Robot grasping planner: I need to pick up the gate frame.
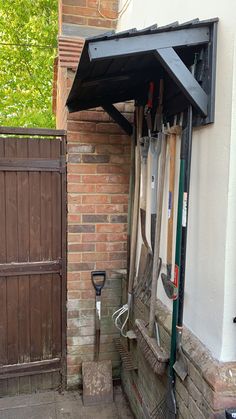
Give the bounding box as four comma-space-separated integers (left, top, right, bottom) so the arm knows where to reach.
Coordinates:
0, 126, 67, 391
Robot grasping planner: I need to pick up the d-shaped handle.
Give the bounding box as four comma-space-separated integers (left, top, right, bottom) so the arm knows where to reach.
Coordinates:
91, 271, 106, 296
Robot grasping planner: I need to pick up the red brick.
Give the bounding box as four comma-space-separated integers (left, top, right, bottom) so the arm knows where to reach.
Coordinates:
82, 252, 109, 262
82, 233, 108, 242
81, 290, 94, 299
68, 262, 95, 271
110, 214, 127, 223
84, 174, 129, 185
87, 17, 114, 28
111, 195, 129, 204
109, 134, 131, 145
96, 260, 127, 270
82, 214, 108, 223
80, 271, 93, 281
62, 5, 100, 17
96, 144, 124, 155
82, 195, 110, 204
95, 204, 124, 214
68, 144, 95, 153
96, 224, 126, 233
68, 253, 82, 262
68, 164, 96, 174
110, 155, 131, 164
69, 110, 110, 122
67, 174, 82, 183
67, 281, 81, 290
96, 122, 122, 133
68, 214, 81, 223
87, 0, 98, 7
96, 184, 129, 194
68, 291, 82, 300
68, 243, 95, 252
109, 252, 127, 261
97, 164, 130, 174
68, 184, 96, 193
68, 195, 82, 204
68, 120, 97, 132
70, 204, 95, 213
68, 225, 95, 233
82, 154, 109, 163
82, 174, 109, 184
62, 14, 87, 25
68, 234, 81, 243
68, 132, 110, 143
68, 272, 81, 281
96, 242, 126, 252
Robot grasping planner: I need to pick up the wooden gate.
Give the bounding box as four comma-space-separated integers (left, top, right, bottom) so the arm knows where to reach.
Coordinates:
0, 127, 66, 395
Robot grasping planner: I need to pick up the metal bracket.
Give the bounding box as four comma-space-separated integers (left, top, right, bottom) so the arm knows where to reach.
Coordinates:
155, 47, 208, 116
102, 104, 133, 136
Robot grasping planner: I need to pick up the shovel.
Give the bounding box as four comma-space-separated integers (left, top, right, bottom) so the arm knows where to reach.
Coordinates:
82, 271, 113, 406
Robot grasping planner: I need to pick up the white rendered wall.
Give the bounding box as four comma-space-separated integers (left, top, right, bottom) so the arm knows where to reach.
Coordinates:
118, 1, 236, 361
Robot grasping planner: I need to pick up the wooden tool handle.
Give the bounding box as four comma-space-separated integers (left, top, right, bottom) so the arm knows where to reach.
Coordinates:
167, 134, 176, 265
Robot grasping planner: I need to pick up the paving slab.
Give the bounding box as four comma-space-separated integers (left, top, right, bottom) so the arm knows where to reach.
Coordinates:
0, 386, 134, 419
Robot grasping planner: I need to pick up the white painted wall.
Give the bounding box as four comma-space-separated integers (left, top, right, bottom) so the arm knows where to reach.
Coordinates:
118, 0, 236, 361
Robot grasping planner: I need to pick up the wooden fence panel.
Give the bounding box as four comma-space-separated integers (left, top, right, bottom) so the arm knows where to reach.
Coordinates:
0, 128, 66, 395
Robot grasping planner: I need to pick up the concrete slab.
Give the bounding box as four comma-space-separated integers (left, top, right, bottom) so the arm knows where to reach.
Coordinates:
0, 386, 134, 419
0, 403, 56, 419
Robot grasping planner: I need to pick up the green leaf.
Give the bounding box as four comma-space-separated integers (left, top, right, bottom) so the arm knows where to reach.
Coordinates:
0, 0, 57, 128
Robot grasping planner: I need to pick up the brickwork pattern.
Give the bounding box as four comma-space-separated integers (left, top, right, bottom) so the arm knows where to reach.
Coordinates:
59, 0, 118, 30
121, 291, 236, 419
64, 71, 133, 386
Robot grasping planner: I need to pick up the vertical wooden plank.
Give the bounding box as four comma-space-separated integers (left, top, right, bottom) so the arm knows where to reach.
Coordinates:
28, 139, 42, 368
51, 139, 62, 260
40, 139, 52, 260
39, 139, 53, 390
60, 136, 67, 389
5, 139, 18, 263
0, 140, 7, 399
16, 139, 31, 393
52, 273, 62, 358
0, 139, 6, 264
4, 138, 19, 394
0, 277, 8, 395
28, 138, 41, 262
17, 138, 30, 262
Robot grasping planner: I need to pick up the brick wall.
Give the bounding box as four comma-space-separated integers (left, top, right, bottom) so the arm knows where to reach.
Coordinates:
59, 0, 118, 34
121, 294, 236, 419
66, 98, 133, 386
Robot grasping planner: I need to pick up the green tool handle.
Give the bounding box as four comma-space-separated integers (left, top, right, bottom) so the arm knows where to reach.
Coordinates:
169, 132, 186, 372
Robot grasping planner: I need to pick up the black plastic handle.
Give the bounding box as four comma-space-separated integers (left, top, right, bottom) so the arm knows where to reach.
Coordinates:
91, 271, 106, 296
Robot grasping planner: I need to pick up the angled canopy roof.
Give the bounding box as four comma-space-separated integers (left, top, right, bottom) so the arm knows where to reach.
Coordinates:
66, 18, 218, 129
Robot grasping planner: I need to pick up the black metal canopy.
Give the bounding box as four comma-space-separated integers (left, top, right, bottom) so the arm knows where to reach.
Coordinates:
66, 18, 218, 133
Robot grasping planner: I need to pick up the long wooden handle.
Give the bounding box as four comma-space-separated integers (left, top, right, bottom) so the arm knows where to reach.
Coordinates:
128, 107, 142, 294
149, 133, 167, 336
167, 133, 176, 266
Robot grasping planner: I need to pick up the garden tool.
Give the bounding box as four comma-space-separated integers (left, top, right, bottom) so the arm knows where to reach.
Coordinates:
173, 105, 193, 381
112, 106, 142, 338
135, 131, 169, 376
174, 56, 198, 382
82, 270, 113, 406
161, 124, 181, 299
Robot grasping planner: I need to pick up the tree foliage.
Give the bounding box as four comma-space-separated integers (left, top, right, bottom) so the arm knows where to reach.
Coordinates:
0, 0, 58, 128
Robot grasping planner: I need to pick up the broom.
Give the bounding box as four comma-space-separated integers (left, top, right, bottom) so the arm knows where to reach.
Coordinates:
135, 130, 169, 375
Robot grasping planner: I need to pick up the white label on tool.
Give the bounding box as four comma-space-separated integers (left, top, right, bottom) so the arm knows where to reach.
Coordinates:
182, 192, 188, 227
151, 175, 155, 189
96, 301, 101, 319
168, 192, 172, 219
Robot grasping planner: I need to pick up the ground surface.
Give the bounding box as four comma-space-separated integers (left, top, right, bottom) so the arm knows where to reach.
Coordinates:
0, 386, 134, 419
